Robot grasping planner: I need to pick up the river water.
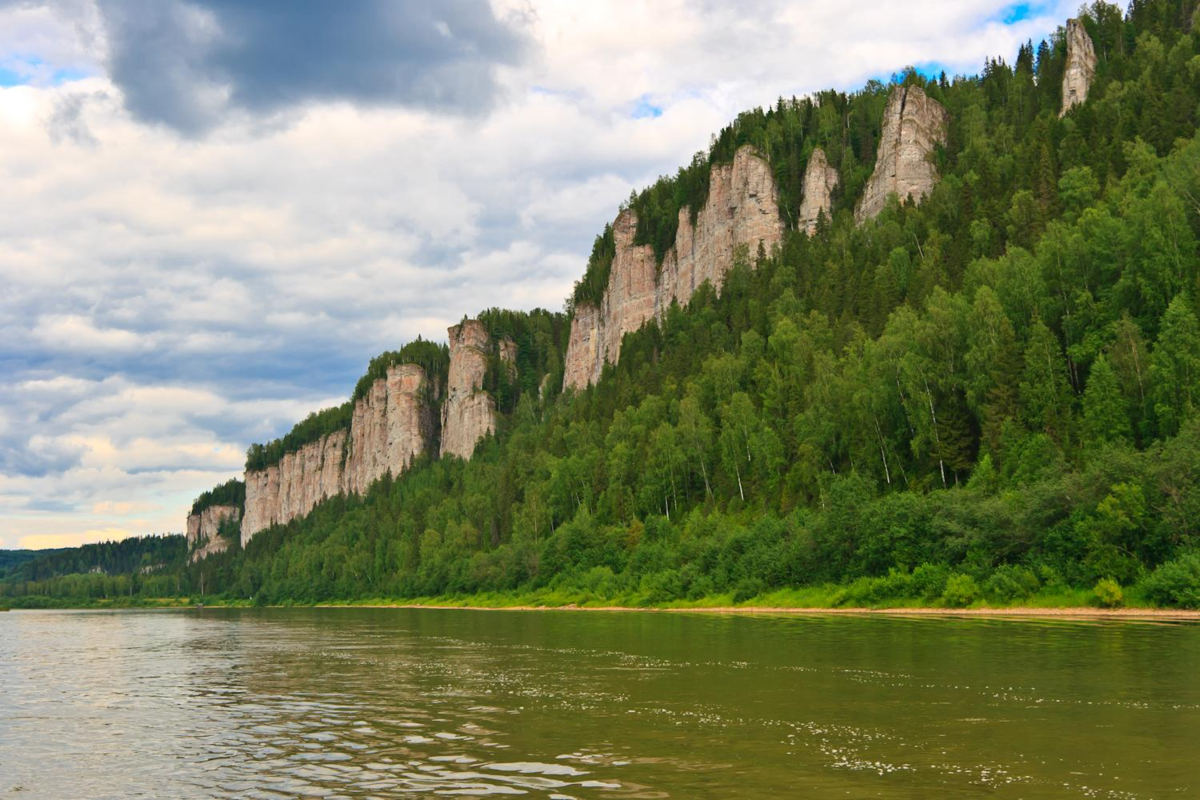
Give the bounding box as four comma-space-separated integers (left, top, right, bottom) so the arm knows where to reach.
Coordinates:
1, 608, 1198, 798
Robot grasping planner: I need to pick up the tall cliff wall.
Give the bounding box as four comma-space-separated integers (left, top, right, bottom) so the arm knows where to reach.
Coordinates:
441, 320, 513, 460
186, 504, 240, 563
798, 147, 839, 234
563, 144, 782, 390
1061, 19, 1097, 116
240, 364, 433, 546
855, 85, 948, 224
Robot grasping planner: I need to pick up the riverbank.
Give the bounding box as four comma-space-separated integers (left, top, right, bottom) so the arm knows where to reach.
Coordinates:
330, 600, 1200, 620
6, 590, 1200, 619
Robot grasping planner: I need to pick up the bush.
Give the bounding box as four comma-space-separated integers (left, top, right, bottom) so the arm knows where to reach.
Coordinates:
911, 563, 950, 600
1093, 578, 1124, 608
1140, 553, 1200, 608
941, 574, 980, 608
984, 564, 1040, 603
732, 577, 766, 604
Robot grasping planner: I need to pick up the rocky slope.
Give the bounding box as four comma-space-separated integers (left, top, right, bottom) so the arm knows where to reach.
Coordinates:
798, 147, 839, 234
564, 144, 782, 390
1061, 19, 1097, 116
441, 320, 514, 460
240, 364, 434, 545
186, 505, 240, 563
855, 85, 948, 223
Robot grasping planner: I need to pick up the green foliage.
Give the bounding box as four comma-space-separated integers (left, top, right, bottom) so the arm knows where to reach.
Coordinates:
1093, 577, 1124, 607
1141, 552, 1200, 608
190, 478, 245, 515
353, 338, 450, 403
571, 225, 617, 308
245, 402, 352, 472
942, 574, 981, 607
985, 565, 1041, 602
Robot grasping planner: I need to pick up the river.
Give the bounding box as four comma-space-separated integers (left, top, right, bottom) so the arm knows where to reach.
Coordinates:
1, 608, 1198, 798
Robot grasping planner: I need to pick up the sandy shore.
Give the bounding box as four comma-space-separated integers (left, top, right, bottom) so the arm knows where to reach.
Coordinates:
338, 603, 1200, 620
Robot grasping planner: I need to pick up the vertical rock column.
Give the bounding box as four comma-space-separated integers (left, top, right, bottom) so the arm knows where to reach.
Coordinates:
441, 320, 500, 460
1061, 19, 1097, 116
798, 147, 839, 234
855, 84, 948, 224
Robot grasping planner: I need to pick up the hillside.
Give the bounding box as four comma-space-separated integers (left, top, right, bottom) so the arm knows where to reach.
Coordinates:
6, 1, 1200, 610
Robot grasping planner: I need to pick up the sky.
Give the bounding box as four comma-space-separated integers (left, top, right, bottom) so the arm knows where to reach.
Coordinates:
0, 0, 1080, 550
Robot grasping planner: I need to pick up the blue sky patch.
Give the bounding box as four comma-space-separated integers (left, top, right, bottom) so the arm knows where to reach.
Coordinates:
632, 95, 663, 119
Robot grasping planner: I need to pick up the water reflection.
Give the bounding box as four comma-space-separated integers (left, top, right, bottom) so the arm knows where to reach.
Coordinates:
1, 608, 1198, 798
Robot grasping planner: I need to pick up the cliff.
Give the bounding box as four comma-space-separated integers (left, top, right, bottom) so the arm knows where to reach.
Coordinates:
1061, 19, 1097, 116
186, 504, 240, 563
441, 320, 513, 459
798, 147, 839, 234
855, 85, 948, 223
563, 144, 782, 389
240, 364, 434, 545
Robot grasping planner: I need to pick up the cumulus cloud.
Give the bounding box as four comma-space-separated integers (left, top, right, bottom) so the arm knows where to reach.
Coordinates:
0, 0, 1078, 548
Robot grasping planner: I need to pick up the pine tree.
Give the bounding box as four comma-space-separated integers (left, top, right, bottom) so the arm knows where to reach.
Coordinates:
1082, 354, 1132, 445
1151, 295, 1200, 435
1020, 318, 1075, 446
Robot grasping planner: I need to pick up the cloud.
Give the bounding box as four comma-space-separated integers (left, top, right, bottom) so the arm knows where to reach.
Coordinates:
96, 0, 533, 134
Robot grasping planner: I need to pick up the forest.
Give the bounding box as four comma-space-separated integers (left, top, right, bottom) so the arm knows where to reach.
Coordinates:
5, 0, 1200, 611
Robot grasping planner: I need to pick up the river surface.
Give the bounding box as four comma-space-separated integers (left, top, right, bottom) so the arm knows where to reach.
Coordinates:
2, 608, 1199, 798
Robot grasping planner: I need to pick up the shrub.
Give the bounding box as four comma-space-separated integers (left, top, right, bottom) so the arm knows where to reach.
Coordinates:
941, 574, 980, 607
1093, 578, 1124, 608
984, 565, 1040, 603
1140, 553, 1200, 608
732, 577, 766, 604
911, 563, 950, 600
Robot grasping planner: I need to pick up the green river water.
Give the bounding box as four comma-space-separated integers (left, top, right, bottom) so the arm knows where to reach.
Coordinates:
1, 608, 1198, 798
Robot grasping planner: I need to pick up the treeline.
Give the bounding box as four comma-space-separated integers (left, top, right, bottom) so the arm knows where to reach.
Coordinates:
477, 307, 571, 413
190, 478, 245, 515
3, 534, 185, 585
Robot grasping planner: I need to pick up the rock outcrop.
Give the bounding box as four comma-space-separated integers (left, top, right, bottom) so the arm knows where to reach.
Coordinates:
563, 144, 782, 390
241, 364, 434, 546
799, 147, 839, 234
1061, 19, 1097, 116
855, 85, 948, 224
186, 504, 240, 563
441, 320, 512, 460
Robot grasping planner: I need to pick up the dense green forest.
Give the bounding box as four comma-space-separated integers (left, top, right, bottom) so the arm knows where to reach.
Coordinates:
0, 535, 186, 606
7, 1, 1200, 611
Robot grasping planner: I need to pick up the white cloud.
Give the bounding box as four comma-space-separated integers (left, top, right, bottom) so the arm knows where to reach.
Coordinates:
0, 0, 1078, 548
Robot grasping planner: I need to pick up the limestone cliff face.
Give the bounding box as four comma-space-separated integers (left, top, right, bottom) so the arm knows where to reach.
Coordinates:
855, 85, 948, 224
441, 320, 511, 460
798, 147, 839, 234
344, 364, 433, 496
240, 364, 433, 546
1061, 19, 1097, 116
564, 144, 782, 390
186, 505, 240, 563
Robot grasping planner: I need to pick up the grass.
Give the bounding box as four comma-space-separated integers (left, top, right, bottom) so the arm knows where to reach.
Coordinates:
0, 583, 1172, 614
